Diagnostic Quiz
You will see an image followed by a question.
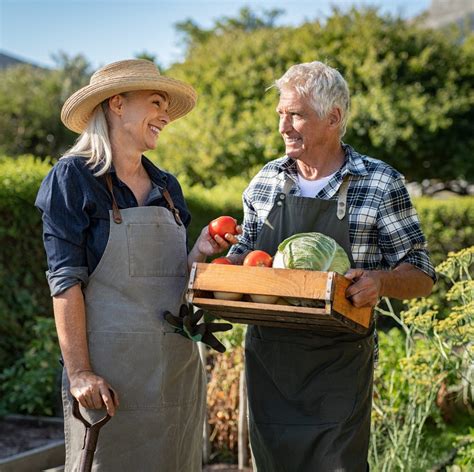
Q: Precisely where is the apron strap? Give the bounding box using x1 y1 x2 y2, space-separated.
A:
337 176 351 220
105 174 123 224
162 189 183 226
282 178 294 196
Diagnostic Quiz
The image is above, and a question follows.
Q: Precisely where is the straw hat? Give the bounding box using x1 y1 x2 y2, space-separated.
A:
61 59 197 133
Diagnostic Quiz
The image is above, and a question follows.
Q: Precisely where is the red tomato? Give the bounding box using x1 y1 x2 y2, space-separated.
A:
208 216 237 239
243 250 273 267
211 257 233 265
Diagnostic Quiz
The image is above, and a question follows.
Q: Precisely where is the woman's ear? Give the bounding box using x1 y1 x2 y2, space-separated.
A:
108 94 125 117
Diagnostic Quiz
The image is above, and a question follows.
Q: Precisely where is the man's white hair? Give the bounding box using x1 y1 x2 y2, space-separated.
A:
275 61 350 137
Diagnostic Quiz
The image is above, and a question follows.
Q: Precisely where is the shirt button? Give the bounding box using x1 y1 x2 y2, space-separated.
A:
277 201 283 207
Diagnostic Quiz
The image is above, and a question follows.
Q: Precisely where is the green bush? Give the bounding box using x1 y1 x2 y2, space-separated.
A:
415 197 474 266
0 316 60 416
155 8 474 186
0 156 52 369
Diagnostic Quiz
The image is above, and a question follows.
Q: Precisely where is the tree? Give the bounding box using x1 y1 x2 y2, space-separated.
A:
0 53 91 159
175 7 284 53
152 8 473 186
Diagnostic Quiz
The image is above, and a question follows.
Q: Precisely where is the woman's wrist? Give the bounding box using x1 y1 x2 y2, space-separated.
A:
188 245 207 266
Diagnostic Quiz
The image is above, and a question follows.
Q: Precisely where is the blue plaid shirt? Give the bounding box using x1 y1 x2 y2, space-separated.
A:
228 144 436 362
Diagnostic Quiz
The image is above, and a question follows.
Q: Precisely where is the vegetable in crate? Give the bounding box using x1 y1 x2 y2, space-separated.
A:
272 232 351 306
243 250 279 304
210 257 243 301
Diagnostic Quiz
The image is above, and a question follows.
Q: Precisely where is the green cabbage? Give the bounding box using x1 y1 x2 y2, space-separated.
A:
272 232 351 306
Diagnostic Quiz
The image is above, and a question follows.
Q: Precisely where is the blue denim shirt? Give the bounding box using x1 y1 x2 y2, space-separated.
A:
35 155 191 296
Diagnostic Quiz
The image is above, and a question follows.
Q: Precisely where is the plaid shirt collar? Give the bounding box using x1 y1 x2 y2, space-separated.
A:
276 144 368 199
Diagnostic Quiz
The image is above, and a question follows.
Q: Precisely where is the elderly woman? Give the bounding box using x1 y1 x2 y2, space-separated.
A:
35 59 236 471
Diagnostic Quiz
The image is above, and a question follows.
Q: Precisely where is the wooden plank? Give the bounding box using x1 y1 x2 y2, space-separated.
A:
191 263 330 299
332 274 373 328
192 297 327 315
218 315 345 332
208 310 344 328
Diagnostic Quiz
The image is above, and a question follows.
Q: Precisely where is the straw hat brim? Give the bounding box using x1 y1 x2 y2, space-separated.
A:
61 76 197 134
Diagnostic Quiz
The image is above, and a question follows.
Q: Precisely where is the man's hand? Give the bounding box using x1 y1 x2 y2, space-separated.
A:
69 370 119 416
344 269 382 308
164 304 233 353
345 263 434 307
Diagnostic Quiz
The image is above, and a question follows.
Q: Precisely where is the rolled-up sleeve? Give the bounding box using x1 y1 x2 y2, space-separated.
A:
377 177 436 282
35 160 91 296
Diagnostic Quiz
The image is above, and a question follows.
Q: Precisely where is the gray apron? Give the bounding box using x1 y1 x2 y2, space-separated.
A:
61 184 205 471
246 177 374 472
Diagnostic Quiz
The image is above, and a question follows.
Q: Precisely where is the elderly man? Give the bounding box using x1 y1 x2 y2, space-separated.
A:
227 61 436 471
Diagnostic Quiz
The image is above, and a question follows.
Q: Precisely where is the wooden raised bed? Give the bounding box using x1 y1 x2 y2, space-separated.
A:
187 263 373 335
0 415 64 472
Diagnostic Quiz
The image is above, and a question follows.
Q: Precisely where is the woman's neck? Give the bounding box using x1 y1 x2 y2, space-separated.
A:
110 133 144 180
112 152 144 180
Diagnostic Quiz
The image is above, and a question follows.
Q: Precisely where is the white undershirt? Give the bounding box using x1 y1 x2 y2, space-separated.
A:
297 171 337 197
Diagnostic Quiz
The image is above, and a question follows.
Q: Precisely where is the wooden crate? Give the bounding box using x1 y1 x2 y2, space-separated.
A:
187 263 373 334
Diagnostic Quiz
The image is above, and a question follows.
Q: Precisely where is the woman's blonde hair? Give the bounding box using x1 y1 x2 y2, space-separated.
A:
61 101 113 176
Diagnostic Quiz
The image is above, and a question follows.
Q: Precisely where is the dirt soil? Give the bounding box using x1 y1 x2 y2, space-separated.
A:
0 417 64 459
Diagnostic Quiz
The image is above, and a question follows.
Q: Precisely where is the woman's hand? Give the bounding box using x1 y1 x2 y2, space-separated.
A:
197 224 241 257
188 224 242 269
69 370 119 416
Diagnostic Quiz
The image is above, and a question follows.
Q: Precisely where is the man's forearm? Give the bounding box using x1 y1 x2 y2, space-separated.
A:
345 263 434 307
378 263 434 300
52 284 92 377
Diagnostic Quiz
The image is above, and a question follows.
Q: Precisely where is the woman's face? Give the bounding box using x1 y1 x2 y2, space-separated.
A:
111 90 170 152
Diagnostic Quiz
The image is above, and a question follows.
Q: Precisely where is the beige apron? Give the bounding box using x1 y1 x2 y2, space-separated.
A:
62 205 206 471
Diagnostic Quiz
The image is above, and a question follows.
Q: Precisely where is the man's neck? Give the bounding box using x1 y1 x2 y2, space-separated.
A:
296 142 345 180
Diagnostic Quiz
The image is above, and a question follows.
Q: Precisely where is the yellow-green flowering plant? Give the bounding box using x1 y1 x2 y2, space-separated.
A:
370 247 473 471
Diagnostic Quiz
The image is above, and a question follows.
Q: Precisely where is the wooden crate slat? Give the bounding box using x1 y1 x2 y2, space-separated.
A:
192 297 327 315
205 309 346 328
191 263 329 299
218 316 345 332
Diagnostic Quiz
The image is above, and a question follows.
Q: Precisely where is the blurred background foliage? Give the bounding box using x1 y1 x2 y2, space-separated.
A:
0 5 473 468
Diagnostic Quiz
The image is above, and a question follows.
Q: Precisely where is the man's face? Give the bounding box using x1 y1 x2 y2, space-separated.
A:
276 88 330 161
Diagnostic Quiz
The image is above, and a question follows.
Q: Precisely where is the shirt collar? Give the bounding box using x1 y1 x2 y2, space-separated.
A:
105 155 168 188
340 144 368 177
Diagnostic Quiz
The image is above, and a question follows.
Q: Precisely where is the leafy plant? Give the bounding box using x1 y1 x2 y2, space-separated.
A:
370 247 474 470
0 316 61 416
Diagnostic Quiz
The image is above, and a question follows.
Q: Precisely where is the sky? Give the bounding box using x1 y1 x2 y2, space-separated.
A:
1 0 431 70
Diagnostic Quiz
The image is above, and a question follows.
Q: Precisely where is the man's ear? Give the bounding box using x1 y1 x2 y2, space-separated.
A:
108 94 125 117
327 107 342 130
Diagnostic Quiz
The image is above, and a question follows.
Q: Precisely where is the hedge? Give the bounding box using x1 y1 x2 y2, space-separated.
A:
0 155 472 415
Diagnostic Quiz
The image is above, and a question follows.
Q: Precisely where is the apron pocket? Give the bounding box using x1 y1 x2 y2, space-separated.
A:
87 331 164 409
127 223 187 277
247 334 366 425
161 331 203 406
